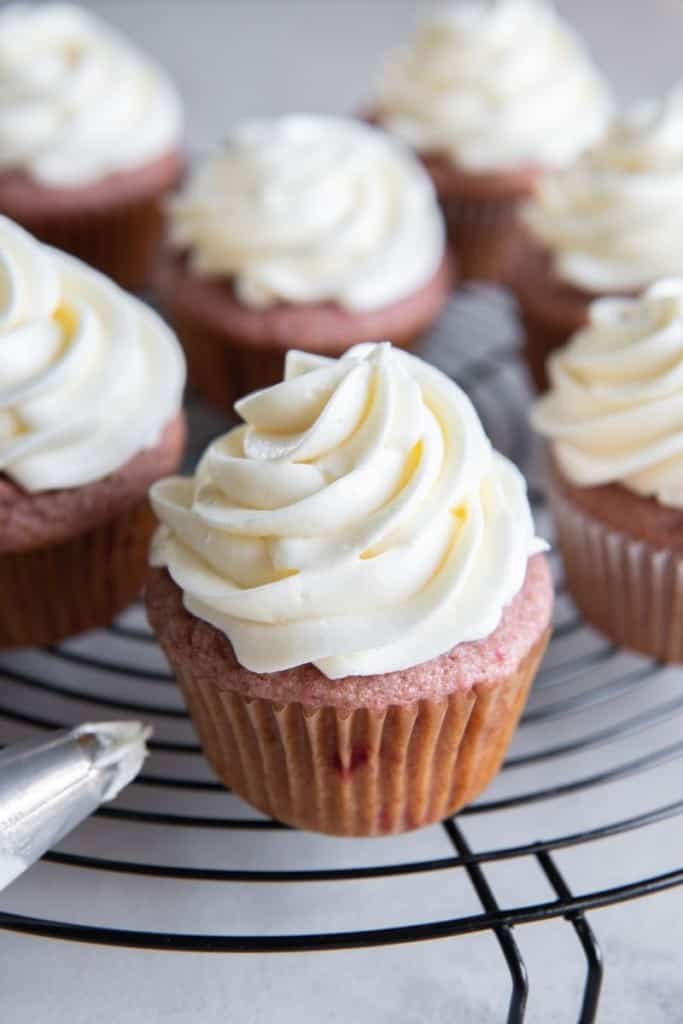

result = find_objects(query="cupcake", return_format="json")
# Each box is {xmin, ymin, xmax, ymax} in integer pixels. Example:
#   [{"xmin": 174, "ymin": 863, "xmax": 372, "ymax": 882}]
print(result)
[
  {"xmin": 371, "ymin": 0, "xmax": 610, "ymax": 283},
  {"xmin": 156, "ymin": 115, "xmax": 452, "ymax": 411},
  {"xmin": 0, "ymin": 216, "xmax": 186, "ymax": 648},
  {"xmin": 147, "ymin": 343, "xmax": 552, "ymax": 836},
  {"xmin": 0, "ymin": 3, "xmax": 183, "ymax": 290},
  {"xmin": 532, "ymin": 279, "xmax": 683, "ymax": 662},
  {"xmin": 519, "ymin": 85, "xmax": 683, "ymax": 390}
]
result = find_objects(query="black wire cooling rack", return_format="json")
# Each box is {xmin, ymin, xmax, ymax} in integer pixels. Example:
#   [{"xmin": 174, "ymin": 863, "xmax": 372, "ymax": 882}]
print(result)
[{"xmin": 1, "ymin": 287, "xmax": 682, "ymax": 1023}]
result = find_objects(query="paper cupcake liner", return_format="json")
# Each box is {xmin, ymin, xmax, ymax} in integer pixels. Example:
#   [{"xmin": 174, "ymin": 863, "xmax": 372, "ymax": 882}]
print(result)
[
  {"xmin": 0, "ymin": 500, "xmax": 157, "ymax": 649},
  {"xmin": 11, "ymin": 197, "xmax": 165, "ymax": 292},
  {"xmin": 170, "ymin": 312, "xmax": 292, "ymax": 413},
  {"xmin": 549, "ymin": 482, "xmax": 683, "ymax": 662},
  {"xmin": 519, "ymin": 299, "xmax": 582, "ymax": 392},
  {"xmin": 440, "ymin": 194, "xmax": 527, "ymax": 285},
  {"xmin": 165, "ymin": 630, "xmax": 548, "ymax": 836},
  {"xmin": 171, "ymin": 311, "xmax": 425, "ymax": 414}
]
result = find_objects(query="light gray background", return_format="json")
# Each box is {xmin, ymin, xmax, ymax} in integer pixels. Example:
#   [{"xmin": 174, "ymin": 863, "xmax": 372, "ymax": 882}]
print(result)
[
  {"xmin": 2, "ymin": 2, "xmax": 683, "ymax": 1023},
  {"xmin": 83, "ymin": 0, "xmax": 683, "ymax": 146}
]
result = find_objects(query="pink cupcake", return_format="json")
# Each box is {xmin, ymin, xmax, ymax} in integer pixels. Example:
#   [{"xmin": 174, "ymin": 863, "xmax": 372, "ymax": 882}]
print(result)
[
  {"xmin": 370, "ymin": 0, "xmax": 611, "ymax": 283},
  {"xmin": 0, "ymin": 3, "xmax": 183, "ymax": 290},
  {"xmin": 156, "ymin": 115, "xmax": 452, "ymax": 410},
  {"xmin": 0, "ymin": 216, "xmax": 186, "ymax": 648},
  {"xmin": 518, "ymin": 86, "xmax": 683, "ymax": 389},
  {"xmin": 532, "ymin": 279, "xmax": 683, "ymax": 661},
  {"xmin": 147, "ymin": 343, "xmax": 552, "ymax": 835}
]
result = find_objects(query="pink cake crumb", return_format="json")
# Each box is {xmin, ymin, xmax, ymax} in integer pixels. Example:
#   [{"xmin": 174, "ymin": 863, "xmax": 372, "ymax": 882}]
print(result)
[
  {"xmin": 0, "ymin": 415, "xmax": 186, "ymax": 554},
  {"xmin": 0, "ymin": 151, "xmax": 183, "ymax": 218},
  {"xmin": 146, "ymin": 554, "xmax": 553, "ymax": 711},
  {"xmin": 154, "ymin": 249, "xmax": 454, "ymax": 350}
]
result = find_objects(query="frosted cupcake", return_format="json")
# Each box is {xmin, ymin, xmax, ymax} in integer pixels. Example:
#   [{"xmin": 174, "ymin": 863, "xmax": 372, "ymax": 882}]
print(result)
[
  {"xmin": 0, "ymin": 3, "xmax": 183, "ymax": 289},
  {"xmin": 371, "ymin": 0, "xmax": 610, "ymax": 282},
  {"xmin": 0, "ymin": 216, "xmax": 186, "ymax": 648},
  {"xmin": 156, "ymin": 115, "xmax": 452, "ymax": 410},
  {"xmin": 147, "ymin": 343, "xmax": 552, "ymax": 835},
  {"xmin": 532, "ymin": 279, "xmax": 683, "ymax": 661},
  {"xmin": 519, "ymin": 86, "xmax": 683, "ymax": 389}
]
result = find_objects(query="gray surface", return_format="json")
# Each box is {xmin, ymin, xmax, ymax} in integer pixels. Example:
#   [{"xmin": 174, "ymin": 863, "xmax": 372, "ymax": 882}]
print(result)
[
  {"xmin": 2, "ymin": 289, "xmax": 682, "ymax": 1024},
  {"xmin": 2, "ymin": 2, "xmax": 683, "ymax": 1022},
  {"xmin": 79, "ymin": 0, "xmax": 683, "ymax": 148}
]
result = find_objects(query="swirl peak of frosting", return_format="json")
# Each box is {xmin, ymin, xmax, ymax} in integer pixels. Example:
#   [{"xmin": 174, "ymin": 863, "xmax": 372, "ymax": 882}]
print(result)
[
  {"xmin": 0, "ymin": 215, "xmax": 185, "ymax": 492},
  {"xmin": 169, "ymin": 114, "xmax": 445, "ymax": 312},
  {"xmin": 524, "ymin": 85, "xmax": 683, "ymax": 291},
  {"xmin": 374, "ymin": 0, "xmax": 611, "ymax": 171},
  {"xmin": 532, "ymin": 278, "xmax": 683, "ymax": 506},
  {"xmin": 0, "ymin": 3, "xmax": 182, "ymax": 187},
  {"xmin": 150, "ymin": 343, "xmax": 544, "ymax": 678}
]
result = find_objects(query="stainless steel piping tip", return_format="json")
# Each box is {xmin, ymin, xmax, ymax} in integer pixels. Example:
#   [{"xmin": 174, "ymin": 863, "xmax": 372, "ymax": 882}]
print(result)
[{"xmin": 0, "ymin": 721, "xmax": 152, "ymax": 891}]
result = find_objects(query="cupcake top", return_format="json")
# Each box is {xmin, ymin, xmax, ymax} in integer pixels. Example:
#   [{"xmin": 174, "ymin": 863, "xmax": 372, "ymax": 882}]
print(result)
[
  {"xmin": 0, "ymin": 3, "xmax": 182, "ymax": 187},
  {"xmin": 524, "ymin": 87, "xmax": 683, "ymax": 292},
  {"xmin": 532, "ymin": 279, "xmax": 683, "ymax": 507},
  {"xmin": 150, "ymin": 343, "xmax": 544, "ymax": 679},
  {"xmin": 169, "ymin": 115, "xmax": 446, "ymax": 312},
  {"xmin": 374, "ymin": 0, "xmax": 611, "ymax": 172},
  {"xmin": 0, "ymin": 215, "xmax": 185, "ymax": 492}
]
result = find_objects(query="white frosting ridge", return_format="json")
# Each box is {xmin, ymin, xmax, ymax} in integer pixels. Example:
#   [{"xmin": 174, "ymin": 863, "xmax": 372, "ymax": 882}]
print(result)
[
  {"xmin": 524, "ymin": 86, "xmax": 683, "ymax": 292},
  {"xmin": 375, "ymin": 0, "xmax": 611, "ymax": 171},
  {"xmin": 151, "ymin": 343, "xmax": 544, "ymax": 679},
  {"xmin": 0, "ymin": 3, "xmax": 182, "ymax": 187},
  {"xmin": 532, "ymin": 278, "xmax": 683, "ymax": 507},
  {"xmin": 169, "ymin": 115, "xmax": 445, "ymax": 312},
  {"xmin": 0, "ymin": 215, "xmax": 185, "ymax": 492},
  {"xmin": 74, "ymin": 721, "xmax": 152, "ymax": 801}
]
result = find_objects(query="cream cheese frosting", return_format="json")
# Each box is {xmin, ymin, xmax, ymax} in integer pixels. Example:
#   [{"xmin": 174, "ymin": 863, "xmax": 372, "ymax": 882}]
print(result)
[
  {"xmin": 0, "ymin": 215, "xmax": 185, "ymax": 492},
  {"xmin": 524, "ymin": 86, "xmax": 683, "ymax": 292},
  {"xmin": 374, "ymin": 0, "xmax": 611, "ymax": 172},
  {"xmin": 150, "ymin": 343, "xmax": 545, "ymax": 679},
  {"xmin": 532, "ymin": 279, "xmax": 683, "ymax": 507},
  {"xmin": 169, "ymin": 115, "xmax": 446, "ymax": 312},
  {"xmin": 0, "ymin": 3, "xmax": 182, "ymax": 187}
]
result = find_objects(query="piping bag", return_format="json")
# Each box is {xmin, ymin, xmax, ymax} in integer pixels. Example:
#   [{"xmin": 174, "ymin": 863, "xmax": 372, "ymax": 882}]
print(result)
[{"xmin": 0, "ymin": 721, "xmax": 151, "ymax": 891}]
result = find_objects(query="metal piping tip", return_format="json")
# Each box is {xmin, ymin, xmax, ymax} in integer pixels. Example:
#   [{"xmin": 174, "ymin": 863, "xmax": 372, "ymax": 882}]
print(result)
[
  {"xmin": 71, "ymin": 721, "xmax": 153, "ymax": 801},
  {"xmin": 0, "ymin": 720, "xmax": 152, "ymax": 891}
]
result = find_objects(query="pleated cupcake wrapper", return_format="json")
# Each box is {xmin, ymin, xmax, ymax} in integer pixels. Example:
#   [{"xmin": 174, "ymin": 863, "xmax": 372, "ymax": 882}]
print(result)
[
  {"xmin": 170, "ymin": 311, "xmax": 426, "ymax": 413},
  {"xmin": 519, "ymin": 302, "xmax": 578, "ymax": 393},
  {"xmin": 440, "ymin": 194, "xmax": 527, "ymax": 285},
  {"xmin": 550, "ymin": 483, "xmax": 683, "ymax": 662},
  {"xmin": 167, "ymin": 630, "xmax": 548, "ymax": 836},
  {"xmin": 170, "ymin": 312, "xmax": 292, "ymax": 413},
  {"xmin": 0, "ymin": 500, "xmax": 156, "ymax": 649},
  {"xmin": 3, "ymin": 197, "xmax": 164, "ymax": 292}
]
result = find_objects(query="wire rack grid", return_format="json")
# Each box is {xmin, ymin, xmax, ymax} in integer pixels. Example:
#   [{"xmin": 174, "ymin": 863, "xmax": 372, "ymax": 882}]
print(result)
[{"xmin": 1, "ymin": 286, "xmax": 682, "ymax": 1023}]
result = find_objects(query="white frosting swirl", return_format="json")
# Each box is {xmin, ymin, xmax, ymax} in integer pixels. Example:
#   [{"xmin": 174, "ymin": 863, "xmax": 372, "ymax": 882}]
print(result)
[
  {"xmin": 524, "ymin": 87, "xmax": 683, "ymax": 291},
  {"xmin": 375, "ymin": 0, "xmax": 611, "ymax": 172},
  {"xmin": 150, "ymin": 343, "xmax": 544, "ymax": 679},
  {"xmin": 532, "ymin": 279, "xmax": 683, "ymax": 507},
  {"xmin": 169, "ymin": 115, "xmax": 445, "ymax": 312},
  {"xmin": 0, "ymin": 215, "xmax": 185, "ymax": 492},
  {"xmin": 0, "ymin": 3, "xmax": 182, "ymax": 187}
]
